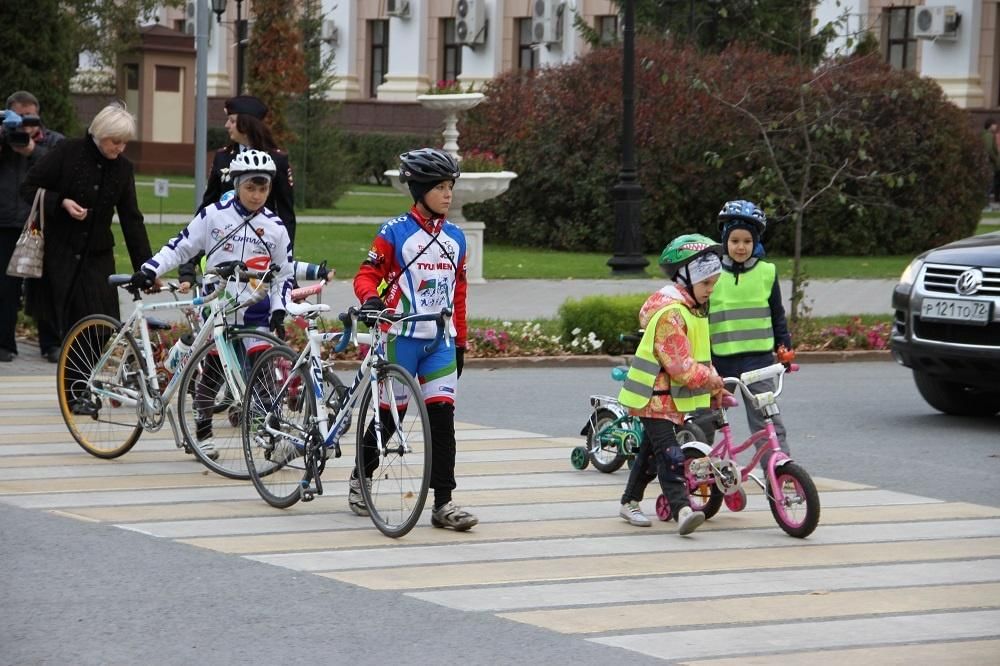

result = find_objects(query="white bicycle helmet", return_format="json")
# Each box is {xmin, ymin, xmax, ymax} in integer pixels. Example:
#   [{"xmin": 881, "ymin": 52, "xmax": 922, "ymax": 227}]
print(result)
[{"xmin": 229, "ymin": 149, "xmax": 276, "ymax": 183}]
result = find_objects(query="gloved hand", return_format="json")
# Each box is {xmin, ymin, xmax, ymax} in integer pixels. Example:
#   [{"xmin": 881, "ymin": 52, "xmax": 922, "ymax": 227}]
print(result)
[
  {"xmin": 455, "ymin": 346, "xmax": 465, "ymax": 379},
  {"xmin": 776, "ymin": 345, "xmax": 796, "ymax": 369},
  {"xmin": 316, "ymin": 260, "xmax": 331, "ymax": 282},
  {"xmin": 361, "ymin": 296, "xmax": 385, "ymax": 313},
  {"xmin": 131, "ymin": 268, "xmax": 156, "ymax": 290},
  {"xmin": 269, "ymin": 310, "xmax": 286, "ymax": 341}
]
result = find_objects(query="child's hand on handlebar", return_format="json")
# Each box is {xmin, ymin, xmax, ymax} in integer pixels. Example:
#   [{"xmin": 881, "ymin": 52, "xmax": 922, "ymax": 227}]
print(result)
[{"xmin": 710, "ymin": 388, "xmax": 734, "ymax": 410}]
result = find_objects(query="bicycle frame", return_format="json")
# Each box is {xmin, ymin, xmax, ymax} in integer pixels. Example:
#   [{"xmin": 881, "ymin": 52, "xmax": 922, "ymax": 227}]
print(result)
[
  {"xmin": 87, "ymin": 270, "xmax": 272, "ymax": 444},
  {"xmin": 262, "ymin": 295, "xmax": 450, "ymax": 462},
  {"xmin": 683, "ymin": 363, "xmax": 793, "ymax": 498}
]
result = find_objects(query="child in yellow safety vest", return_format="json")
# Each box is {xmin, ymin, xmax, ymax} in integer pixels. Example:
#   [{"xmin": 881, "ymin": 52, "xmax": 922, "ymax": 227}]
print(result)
[
  {"xmin": 708, "ymin": 200, "xmax": 794, "ymax": 468},
  {"xmin": 616, "ymin": 234, "xmax": 730, "ymax": 536}
]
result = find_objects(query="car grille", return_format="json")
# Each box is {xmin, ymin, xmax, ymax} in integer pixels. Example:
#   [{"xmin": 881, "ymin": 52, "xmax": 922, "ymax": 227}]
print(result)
[
  {"xmin": 912, "ymin": 262, "xmax": 1000, "ymax": 346},
  {"xmin": 921, "ymin": 264, "xmax": 1000, "ymax": 296}
]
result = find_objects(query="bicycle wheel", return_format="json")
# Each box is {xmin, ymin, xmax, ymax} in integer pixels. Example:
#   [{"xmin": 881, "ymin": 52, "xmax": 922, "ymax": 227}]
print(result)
[
  {"xmin": 176, "ymin": 329, "xmax": 283, "ymax": 478},
  {"xmin": 587, "ymin": 408, "xmax": 627, "ymax": 473},
  {"xmin": 57, "ymin": 315, "xmax": 144, "ymax": 459},
  {"xmin": 684, "ymin": 448, "xmax": 724, "ymax": 519},
  {"xmin": 768, "ymin": 462, "xmax": 820, "ymax": 538},
  {"xmin": 356, "ymin": 363, "xmax": 432, "ymax": 538},
  {"xmin": 242, "ymin": 346, "xmax": 313, "ymax": 508}
]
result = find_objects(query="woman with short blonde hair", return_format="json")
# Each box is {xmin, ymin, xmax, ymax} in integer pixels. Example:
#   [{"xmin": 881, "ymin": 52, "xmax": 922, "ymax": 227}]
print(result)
[
  {"xmin": 88, "ymin": 103, "xmax": 137, "ymax": 142},
  {"xmin": 20, "ymin": 101, "xmax": 153, "ymax": 364}
]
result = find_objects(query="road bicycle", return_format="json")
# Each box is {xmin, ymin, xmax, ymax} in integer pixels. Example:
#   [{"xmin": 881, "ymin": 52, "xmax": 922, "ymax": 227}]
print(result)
[
  {"xmin": 654, "ymin": 362, "xmax": 821, "ymax": 538},
  {"xmin": 241, "ymin": 283, "xmax": 449, "ymax": 538},
  {"xmin": 57, "ymin": 261, "xmax": 283, "ymax": 476}
]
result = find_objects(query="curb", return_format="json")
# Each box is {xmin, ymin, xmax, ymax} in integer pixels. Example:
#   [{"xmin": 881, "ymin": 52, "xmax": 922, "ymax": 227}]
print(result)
[{"xmin": 459, "ymin": 350, "xmax": 893, "ymax": 369}]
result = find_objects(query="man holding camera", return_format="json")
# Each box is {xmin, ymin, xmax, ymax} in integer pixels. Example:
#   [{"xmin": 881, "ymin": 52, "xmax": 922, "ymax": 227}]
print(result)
[{"xmin": 0, "ymin": 91, "xmax": 63, "ymax": 362}]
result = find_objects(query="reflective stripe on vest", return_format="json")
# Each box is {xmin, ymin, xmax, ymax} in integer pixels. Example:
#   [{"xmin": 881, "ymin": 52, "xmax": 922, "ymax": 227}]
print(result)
[
  {"xmin": 709, "ymin": 261, "xmax": 776, "ymax": 356},
  {"xmin": 618, "ymin": 303, "xmax": 713, "ymax": 412}
]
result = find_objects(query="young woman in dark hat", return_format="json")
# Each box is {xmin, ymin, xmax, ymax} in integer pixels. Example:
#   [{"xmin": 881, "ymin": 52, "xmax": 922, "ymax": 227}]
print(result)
[{"xmin": 198, "ymin": 95, "xmax": 296, "ymax": 244}]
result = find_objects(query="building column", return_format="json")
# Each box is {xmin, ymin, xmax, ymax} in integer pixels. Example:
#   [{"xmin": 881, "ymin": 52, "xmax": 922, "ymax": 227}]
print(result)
[
  {"xmin": 458, "ymin": 0, "xmax": 503, "ymax": 90},
  {"xmin": 206, "ymin": 14, "xmax": 231, "ymax": 97},
  {"xmin": 378, "ymin": 3, "xmax": 431, "ymax": 100},
  {"xmin": 327, "ymin": 0, "xmax": 361, "ymax": 100},
  {"xmin": 918, "ymin": 0, "xmax": 984, "ymax": 109}
]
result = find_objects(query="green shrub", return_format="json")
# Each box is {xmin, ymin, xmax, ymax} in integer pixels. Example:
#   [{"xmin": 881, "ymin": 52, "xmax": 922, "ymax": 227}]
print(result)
[
  {"xmin": 341, "ymin": 131, "xmax": 438, "ymax": 185},
  {"xmin": 558, "ymin": 294, "xmax": 648, "ymax": 355},
  {"xmin": 463, "ymin": 38, "xmax": 983, "ymax": 257}
]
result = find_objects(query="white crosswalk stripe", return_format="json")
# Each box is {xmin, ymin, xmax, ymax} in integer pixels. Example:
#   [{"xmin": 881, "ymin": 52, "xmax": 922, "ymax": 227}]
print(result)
[{"xmin": 2, "ymin": 375, "xmax": 999, "ymax": 662}]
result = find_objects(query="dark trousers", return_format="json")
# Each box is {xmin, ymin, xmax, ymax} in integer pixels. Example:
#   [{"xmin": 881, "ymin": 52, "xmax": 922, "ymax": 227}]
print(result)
[
  {"xmin": 620, "ymin": 417, "xmax": 689, "ymax": 518},
  {"xmin": 0, "ymin": 228, "xmax": 23, "ymax": 354}
]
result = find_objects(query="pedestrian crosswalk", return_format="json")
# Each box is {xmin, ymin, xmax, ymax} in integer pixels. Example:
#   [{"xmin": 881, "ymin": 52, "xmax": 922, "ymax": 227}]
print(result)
[{"xmin": 2, "ymin": 374, "xmax": 999, "ymax": 662}]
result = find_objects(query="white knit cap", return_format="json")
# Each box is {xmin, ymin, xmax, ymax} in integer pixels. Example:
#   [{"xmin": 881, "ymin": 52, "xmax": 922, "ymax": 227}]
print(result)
[{"xmin": 685, "ymin": 252, "xmax": 722, "ymax": 285}]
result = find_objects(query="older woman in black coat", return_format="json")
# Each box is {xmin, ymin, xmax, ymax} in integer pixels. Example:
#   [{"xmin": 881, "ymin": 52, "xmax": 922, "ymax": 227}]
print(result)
[{"xmin": 21, "ymin": 103, "xmax": 154, "ymax": 357}]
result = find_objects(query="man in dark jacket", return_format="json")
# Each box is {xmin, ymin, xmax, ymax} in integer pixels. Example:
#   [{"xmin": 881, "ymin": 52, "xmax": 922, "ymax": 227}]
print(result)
[
  {"xmin": 0, "ymin": 124, "xmax": 42, "ymax": 362},
  {"xmin": 0, "ymin": 91, "xmax": 63, "ymax": 362}
]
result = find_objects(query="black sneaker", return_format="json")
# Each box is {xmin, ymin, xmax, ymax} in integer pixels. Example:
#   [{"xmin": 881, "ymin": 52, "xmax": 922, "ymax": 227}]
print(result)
[
  {"xmin": 43, "ymin": 349, "xmax": 60, "ymax": 363},
  {"xmin": 0, "ymin": 349, "xmax": 13, "ymax": 362}
]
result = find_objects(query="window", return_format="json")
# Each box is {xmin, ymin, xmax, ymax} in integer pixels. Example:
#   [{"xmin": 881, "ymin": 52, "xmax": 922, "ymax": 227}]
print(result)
[
  {"xmin": 369, "ymin": 19, "xmax": 389, "ymax": 97},
  {"xmin": 517, "ymin": 18, "xmax": 537, "ymax": 71},
  {"xmin": 124, "ymin": 64, "xmax": 139, "ymax": 91},
  {"xmin": 885, "ymin": 7, "xmax": 916, "ymax": 71},
  {"xmin": 442, "ymin": 18, "xmax": 462, "ymax": 83},
  {"xmin": 597, "ymin": 15, "xmax": 618, "ymax": 45}
]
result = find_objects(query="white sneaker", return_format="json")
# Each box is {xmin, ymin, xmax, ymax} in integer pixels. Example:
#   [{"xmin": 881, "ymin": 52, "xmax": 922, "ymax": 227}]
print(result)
[
  {"xmin": 619, "ymin": 501, "xmax": 651, "ymax": 527},
  {"xmin": 196, "ymin": 437, "xmax": 219, "ymax": 461},
  {"xmin": 677, "ymin": 506, "xmax": 706, "ymax": 536},
  {"xmin": 269, "ymin": 440, "xmax": 300, "ymax": 466}
]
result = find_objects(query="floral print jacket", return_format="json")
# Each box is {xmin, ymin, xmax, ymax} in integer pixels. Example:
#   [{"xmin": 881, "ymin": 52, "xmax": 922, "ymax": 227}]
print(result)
[{"xmin": 628, "ymin": 283, "xmax": 725, "ymax": 425}]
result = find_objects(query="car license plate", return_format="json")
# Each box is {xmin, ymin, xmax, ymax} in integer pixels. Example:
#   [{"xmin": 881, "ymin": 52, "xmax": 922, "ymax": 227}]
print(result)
[{"xmin": 920, "ymin": 297, "xmax": 991, "ymax": 325}]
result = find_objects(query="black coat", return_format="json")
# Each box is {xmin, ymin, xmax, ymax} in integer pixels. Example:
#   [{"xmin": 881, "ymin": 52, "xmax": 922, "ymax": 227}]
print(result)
[
  {"xmin": 20, "ymin": 135, "xmax": 153, "ymax": 336},
  {"xmin": 200, "ymin": 145, "xmax": 296, "ymax": 244}
]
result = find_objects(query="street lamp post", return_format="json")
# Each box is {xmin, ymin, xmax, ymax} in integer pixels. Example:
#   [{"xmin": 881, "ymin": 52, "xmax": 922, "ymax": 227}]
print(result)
[
  {"xmin": 607, "ymin": 0, "xmax": 649, "ymax": 276},
  {"xmin": 211, "ymin": 0, "xmax": 248, "ymax": 94}
]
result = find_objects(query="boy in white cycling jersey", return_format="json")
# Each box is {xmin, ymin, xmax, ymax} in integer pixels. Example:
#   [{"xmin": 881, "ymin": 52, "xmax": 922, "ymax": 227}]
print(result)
[{"xmin": 131, "ymin": 149, "xmax": 293, "ymax": 459}]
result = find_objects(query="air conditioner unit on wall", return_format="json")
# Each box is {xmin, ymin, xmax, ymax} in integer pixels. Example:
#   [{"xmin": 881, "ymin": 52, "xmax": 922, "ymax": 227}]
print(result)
[
  {"xmin": 913, "ymin": 5, "xmax": 961, "ymax": 40},
  {"xmin": 532, "ymin": 0, "xmax": 560, "ymax": 45},
  {"xmin": 184, "ymin": 0, "xmax": 196, "ymax": 35},
  {"xmin": 456, "ymin": 0, "xmax": 487, "ymax": 46},
  {"xmin": 387, "ymin": 0, "xmax": 410, "ymax": 19}
]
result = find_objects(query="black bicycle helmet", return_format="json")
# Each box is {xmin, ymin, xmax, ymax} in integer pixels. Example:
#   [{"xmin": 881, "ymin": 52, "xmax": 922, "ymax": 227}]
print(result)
[{"xmin": 398, "ymin": 148, "xmax": 461, "ymax": 183}]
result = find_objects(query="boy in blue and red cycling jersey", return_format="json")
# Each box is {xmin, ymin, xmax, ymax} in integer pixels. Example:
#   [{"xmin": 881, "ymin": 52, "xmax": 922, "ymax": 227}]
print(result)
[{"xmin": 351, "ymin": 147, "xmax": 476, "ymax": 531}]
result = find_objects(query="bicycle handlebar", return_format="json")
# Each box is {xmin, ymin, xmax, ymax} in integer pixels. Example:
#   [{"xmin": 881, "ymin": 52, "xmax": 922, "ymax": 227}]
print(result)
[
  {"xmin": 722, "ymin": 361, "xmax": 796, "ymax": 402},
  {"xmin": 334, "ymin": 307, "xmax": 453, "ymax": 354}
]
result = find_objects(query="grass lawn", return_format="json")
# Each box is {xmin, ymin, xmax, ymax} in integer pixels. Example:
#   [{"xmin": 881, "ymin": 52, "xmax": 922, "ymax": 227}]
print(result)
[{"xmin": 127, "ymin": 173, "xmax": 996, "ymax": 280}]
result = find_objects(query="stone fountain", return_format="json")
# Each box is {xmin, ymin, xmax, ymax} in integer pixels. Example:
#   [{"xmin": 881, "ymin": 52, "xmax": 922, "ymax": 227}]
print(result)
[{"xmin": 385, "ymin": 91, "xmax": 516, "ymax": 284}]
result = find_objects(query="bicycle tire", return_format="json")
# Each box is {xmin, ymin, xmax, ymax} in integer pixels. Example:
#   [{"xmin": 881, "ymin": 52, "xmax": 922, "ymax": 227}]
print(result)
[
  {"xmin": 768, "ymin": 462, "xmax": 820, "ymax": 538},
  {"xmin": 356, "ymin": 363, "xmax": 432, "ymax": 538},
  {"xmin": 176, "ymin": 329, "xmax": 284, "ymax": 479},
  {"xmin": 684, "ymin": 448, "xmax": 724, "ymax": 520},
  {"xmin": 587, "ymin": 407, "xmax": 627, "ymax": 473},
  {"xmin": 57, "ymin": 315, "xmax": 144, "ymax": 459},
  {"xmin": 242, "ymin": 346, "xmax": 313, "ymax": 508}
]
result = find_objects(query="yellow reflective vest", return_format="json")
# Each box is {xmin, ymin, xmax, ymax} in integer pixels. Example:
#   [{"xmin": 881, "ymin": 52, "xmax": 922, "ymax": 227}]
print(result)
[
  {"xmin": 618, "ymin": 302, "xmax": 713, "ymax": 413},
  {"xmin": 709, "ymin": 261, "xmax": 776, "ymax": 356}
]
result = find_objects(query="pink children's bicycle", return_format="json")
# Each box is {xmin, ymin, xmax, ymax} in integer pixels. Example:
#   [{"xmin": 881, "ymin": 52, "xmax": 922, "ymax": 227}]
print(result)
[{"xmin": 655, "ymin": 362, "xmax": 820, "ymax": 538}]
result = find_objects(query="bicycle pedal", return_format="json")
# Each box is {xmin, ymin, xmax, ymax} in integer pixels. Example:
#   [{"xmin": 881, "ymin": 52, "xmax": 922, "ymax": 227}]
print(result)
[{"xmin": 301, "ymin": 492, "xmax": 315, "ymax": 502}]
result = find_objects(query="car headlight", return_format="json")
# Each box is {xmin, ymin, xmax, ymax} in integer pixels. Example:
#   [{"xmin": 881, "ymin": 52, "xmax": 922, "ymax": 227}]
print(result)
[{"xmin": 899, "ymin": 257, "xmax": 924, "ymax": 287}]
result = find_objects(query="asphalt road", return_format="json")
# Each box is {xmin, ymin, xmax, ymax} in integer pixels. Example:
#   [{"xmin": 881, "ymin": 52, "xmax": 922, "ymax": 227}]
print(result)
[
  {"xmin": 3, "ymin": 359, "xmax": 998, "ymax": 664},
  {"xmin": 456, "ymin": 359, "xmax": 1000, "ymax": 507}
]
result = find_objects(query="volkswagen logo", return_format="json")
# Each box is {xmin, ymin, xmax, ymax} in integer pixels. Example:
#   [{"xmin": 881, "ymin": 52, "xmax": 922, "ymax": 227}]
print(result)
[{"xmin": 955, "ymin": 268, "xmax": 983, "ymax": 296}]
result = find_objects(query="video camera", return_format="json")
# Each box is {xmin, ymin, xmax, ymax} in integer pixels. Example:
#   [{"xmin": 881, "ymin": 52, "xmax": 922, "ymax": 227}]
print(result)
[{"xmin": 1, "ymin": 110, "xmax": 40, "ymax": 148}]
